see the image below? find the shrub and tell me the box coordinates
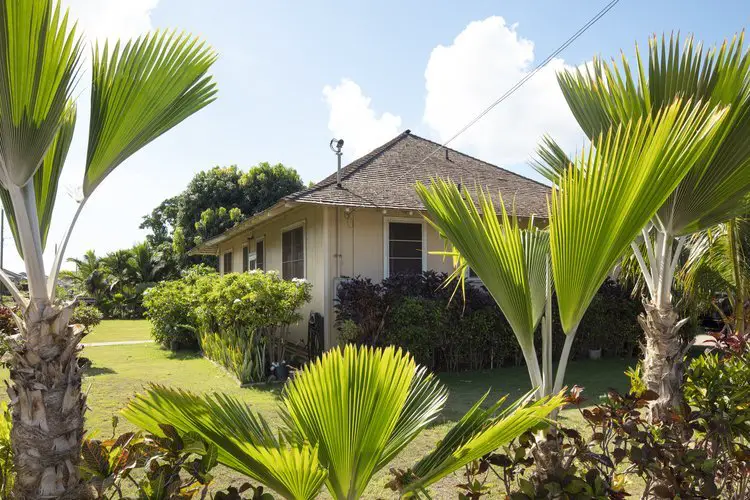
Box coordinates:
[334,277,387,345]
[386,297,442,369]
[70,303,104,333]
[0,402,12,498]
[0,306,15,336]
[81,419,220,499]
[336,274,641,372]
[142,265,215,349]
[197,271,311,384]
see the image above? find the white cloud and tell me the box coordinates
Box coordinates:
[423,16,583,166]
[322,79,402,158]
[61,0,159,44]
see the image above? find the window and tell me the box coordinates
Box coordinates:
[223,251,233,274]
[255,239,265,271]
[282,225,304,280]
[386,220,424,277]
[242,245,249,272]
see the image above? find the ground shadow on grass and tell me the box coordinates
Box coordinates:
[436,357,634,422]
[164,349,203,360]
[86,366,117,376]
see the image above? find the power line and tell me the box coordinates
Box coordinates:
[397,0,621,182]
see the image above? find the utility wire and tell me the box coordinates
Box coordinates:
[397,0,621,182]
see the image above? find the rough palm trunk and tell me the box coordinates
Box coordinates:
[7,302,89,499]
[638,302,688,422]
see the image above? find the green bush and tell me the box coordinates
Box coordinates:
[142,265,215,349]
[145,267,311,383]
[337,274,640,372]
[197,271,311,383]
[70,303,104,333]
[0,402,13,498]
[386,297,442,369]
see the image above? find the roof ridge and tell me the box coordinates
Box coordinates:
[406,132,551,189]
[285,129,412,200]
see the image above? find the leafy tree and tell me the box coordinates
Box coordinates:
[142,162,304,251]
[0,2,217,496]
[140,195,181,246]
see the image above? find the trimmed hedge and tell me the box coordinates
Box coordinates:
[335,272,642,372]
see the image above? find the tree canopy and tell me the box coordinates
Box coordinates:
[141,162,303,249]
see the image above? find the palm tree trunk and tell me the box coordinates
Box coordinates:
[7,302,89,499]
[638,301,688,421]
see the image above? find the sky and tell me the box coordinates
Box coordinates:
[3,0,749,272]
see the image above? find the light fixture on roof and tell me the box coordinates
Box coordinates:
[329,138,345,189]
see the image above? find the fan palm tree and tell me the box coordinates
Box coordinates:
[679,217,750,332]
[0,1,217,497]
[538,33,750,419]
[417,98,727,409]
[123,345,564,499]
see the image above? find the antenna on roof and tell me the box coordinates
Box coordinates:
[329,138,345,188]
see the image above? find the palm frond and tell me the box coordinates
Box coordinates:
[280,345,445,500]
[529,135,573,184]
[550,99,728,333]
[0,0,81,187]
[0,102,76,256]
[399,392,565,496]
[84,29,217,196]
[416,180,549,354]
[558,32,750,236]
[122,385,327,500]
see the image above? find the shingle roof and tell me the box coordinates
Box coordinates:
[285,130,550,217]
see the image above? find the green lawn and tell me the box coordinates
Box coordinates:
[1,320,636,497]
[84,319,155,343]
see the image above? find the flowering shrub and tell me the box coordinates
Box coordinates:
[144,268,311,383]
[197,271,310,383]
[142,266,213,349]
[70,303,104,333]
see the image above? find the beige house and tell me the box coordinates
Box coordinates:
[190,130,549,349]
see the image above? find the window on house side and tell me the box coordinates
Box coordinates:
[282,226,304,280]
[223,251,233,274]
[256,239,265,271]
[242,246,249,272]
[388,222,423,276]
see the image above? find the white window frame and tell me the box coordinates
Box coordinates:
[383,216,427,278]
[254,237,265,271]
[281,221,306,280]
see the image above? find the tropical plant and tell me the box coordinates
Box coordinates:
[0,0,217,496]
[539,33,750,419]
[69,303,103,333]
[81,418,220,499]
[122,345,564,499]
[418,97,725,409]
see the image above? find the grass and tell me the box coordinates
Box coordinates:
[84,319,155,343]
[1,320,636,498]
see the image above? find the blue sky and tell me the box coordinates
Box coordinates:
[5,0,748,272]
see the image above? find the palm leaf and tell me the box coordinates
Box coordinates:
[0,101,76,256]
[530,135,573,184]
[416,181,548,363]
[557,33,750,236]
[280,345,446,500]
[122,385,327,500]
[399,391,565,496]
[0,0,81,187]
[84,29,217,196]
[549,99,728,333]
